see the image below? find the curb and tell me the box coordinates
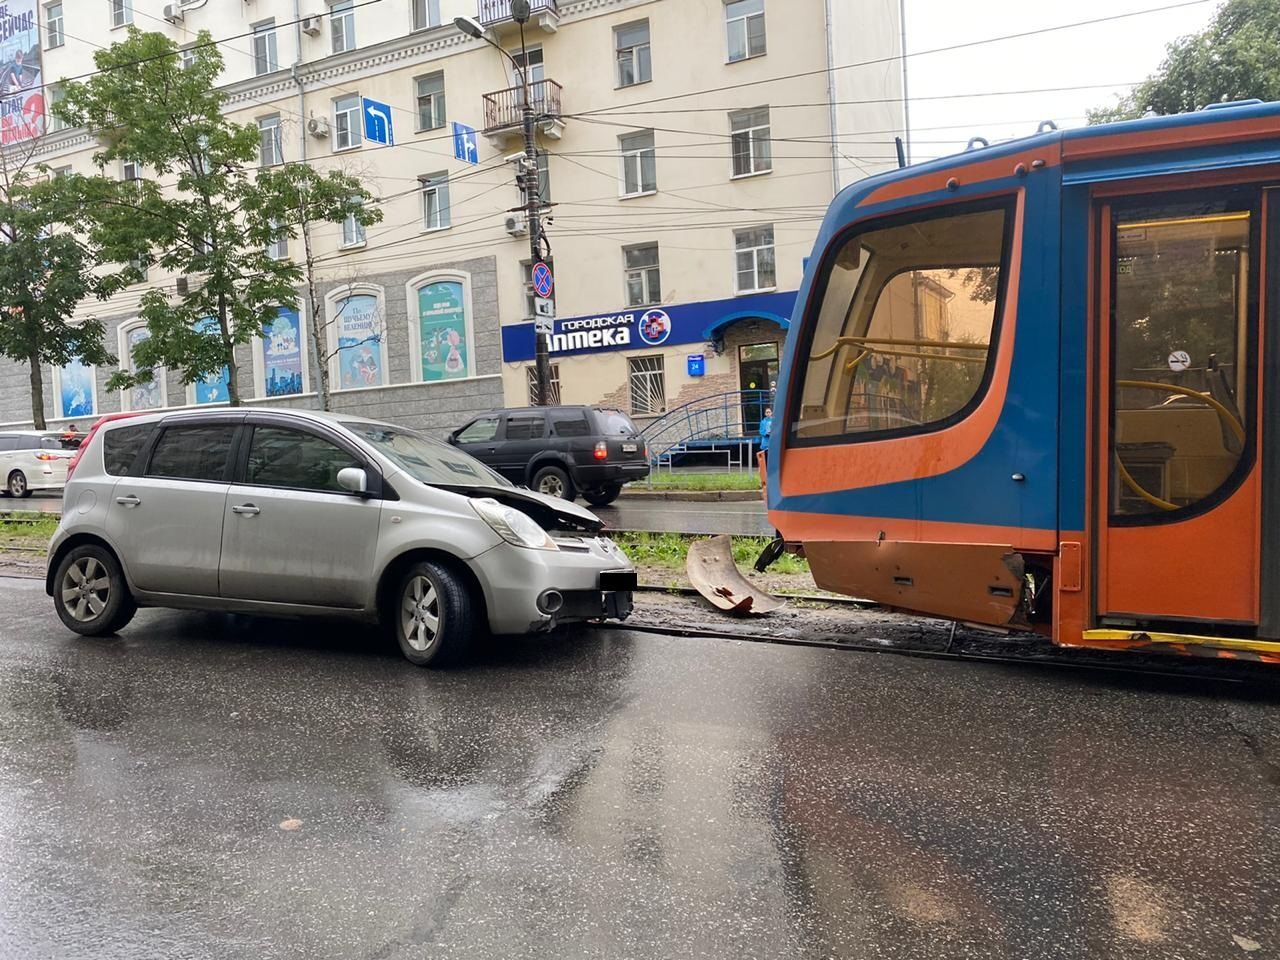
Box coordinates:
[617,489,763,503]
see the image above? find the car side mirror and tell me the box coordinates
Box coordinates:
[337,466,370,496]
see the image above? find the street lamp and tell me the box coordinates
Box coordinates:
[455,4,554,407]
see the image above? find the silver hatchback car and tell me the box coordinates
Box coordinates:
[46,408,636,666]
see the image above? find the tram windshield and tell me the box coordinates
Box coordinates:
[792,203,1009,442]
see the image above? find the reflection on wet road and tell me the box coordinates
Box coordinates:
[0,576,1277,959]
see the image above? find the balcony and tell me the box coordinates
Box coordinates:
[482,79,566,147]
[477,0,560,34]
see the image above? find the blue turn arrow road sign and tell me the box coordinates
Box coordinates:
[452,122,479,165]
[362,97,394,146]
[531,262,554,299]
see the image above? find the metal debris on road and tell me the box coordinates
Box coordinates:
[686,534,784,616]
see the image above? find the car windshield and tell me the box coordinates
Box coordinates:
[598,410,639,435]
[342,421,512,489]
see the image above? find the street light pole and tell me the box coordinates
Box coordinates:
[455,5,552,407]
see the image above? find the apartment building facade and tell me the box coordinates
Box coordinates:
[0,0,905,436]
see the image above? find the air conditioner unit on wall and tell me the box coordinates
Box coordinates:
[505,213,528,237]
[307,116,331,139]
[300,16,323,35]
[162,3,184,22]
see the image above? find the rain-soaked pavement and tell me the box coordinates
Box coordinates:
[1,575,1278,959]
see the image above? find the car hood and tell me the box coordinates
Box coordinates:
[434,482,605,534]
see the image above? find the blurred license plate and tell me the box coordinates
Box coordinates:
[622,443,638,453]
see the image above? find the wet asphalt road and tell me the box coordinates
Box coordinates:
[1,576,1278,960]
[3,492,774,536]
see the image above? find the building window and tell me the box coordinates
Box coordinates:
[420,172,451,231]
[120,324,165,412]
[619,130,656,197]
[624,243,661,307]
[110,0,132,29]
[330,0,355,53]
[735,225,776,293]
[128,256,147,281]
[327,288,387,390]
[615,20,651,87]
[730,107,772,177]
[341,200,366,247]
[47,84,66,133]
[527,365,562,405]
[408,272,472,381]
[629,355,666,415]
[45,2,64,48]
[411,0,441,31]
[258,115,282,167]
[415,72,446,131]
[333,94,362,150]
[178,45,197,70]
[725,0,766,62]
[252,20,278,76]
[50,165,71,178]
[121,158,141,182]
[522,258,553,318]
[266,220,289,260]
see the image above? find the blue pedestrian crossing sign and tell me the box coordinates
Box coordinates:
[452,122,479,165]
[531,261,554,299]
[362,97,394,146]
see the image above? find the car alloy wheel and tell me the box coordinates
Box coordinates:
[401,574,442,653]
[537,473,565,498]
[61,555,111,622]
[8,471,26,497]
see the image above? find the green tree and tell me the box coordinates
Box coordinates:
[1089,0,1280,123]
[0,148,123,429]
[55,29,377,406]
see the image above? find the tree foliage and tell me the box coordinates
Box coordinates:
[1089,0,1280,123]
[55,29,378,406]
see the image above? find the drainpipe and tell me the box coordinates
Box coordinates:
[899,0,910,165]
[293,0,307,163]
[824,0,838,197]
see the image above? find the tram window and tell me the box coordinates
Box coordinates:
[791,204,1008,442]
[1111,200,1253,519]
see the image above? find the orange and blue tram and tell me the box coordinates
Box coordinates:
[768,99,1280,663]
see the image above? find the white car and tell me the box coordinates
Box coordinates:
[0,430,78,498]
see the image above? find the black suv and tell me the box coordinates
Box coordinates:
[447,406,649,506]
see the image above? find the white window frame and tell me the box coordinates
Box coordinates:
[258,115,283,167]
[110,0,133,29]
[624,243,661,307]
[266,219,289,260]
[45,2,64,49]
[324,283,390,393]
[49,358,99,422]
[420,172,451,232]
[178,45,197,70]
[252,304,312,400]
[734,224,777,294]
[414,71,446,132]
[117,321,168,412]
[629,354,666,415]
[333,94,362,151]
[404,269,477,384]
[252,20,279,76]
[725,0,766,63]
[340,200,367,249]
[411,0,441,31]
[330,0,355,54]
[730,107,772,178]
[47,84,66,133]
[619,130,656,198]
[614,20,651,88]
[121,158,141,182]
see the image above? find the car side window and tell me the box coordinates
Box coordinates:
[551,413,591,437]
[103,424,155,476]
[457,417,499,443]
[0,436,15,452]
[146,424,237,482]
[244,426,361,493]
[505,414,546,441]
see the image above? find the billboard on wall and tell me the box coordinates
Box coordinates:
[263,307,304,397]
[0,1,44,145]
[335,294,384,389]
[417,281,468,381]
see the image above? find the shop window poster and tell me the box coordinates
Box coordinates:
[192,317,230,405]
[57,357,95,420]
[336,294,384,389]
[263,307,304,397]
[417,281,468,382]
[125,327,164,410]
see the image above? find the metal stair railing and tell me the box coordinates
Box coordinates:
[640,389,771,471]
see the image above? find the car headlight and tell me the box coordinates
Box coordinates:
[471,498,558,551]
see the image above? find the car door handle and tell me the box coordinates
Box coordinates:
[115,495,140,507]
[231,504,260,516]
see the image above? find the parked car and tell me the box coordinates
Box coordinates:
[45,408,636,667]
[0,430,79,497]
[447,406,650,506]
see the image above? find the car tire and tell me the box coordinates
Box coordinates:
[583,484,623,507]
[8,470,30,498]
[53,544,137,637]
[532,465,574,501]
[391,560,474,667]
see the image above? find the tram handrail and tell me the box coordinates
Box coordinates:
[812,334,989,362]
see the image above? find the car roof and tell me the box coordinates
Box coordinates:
[98,407,370,428]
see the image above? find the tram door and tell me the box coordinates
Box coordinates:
[1096,186,1266,630]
